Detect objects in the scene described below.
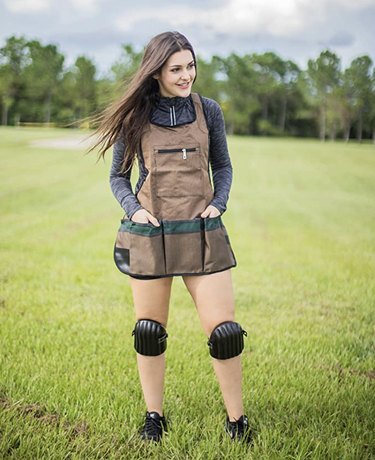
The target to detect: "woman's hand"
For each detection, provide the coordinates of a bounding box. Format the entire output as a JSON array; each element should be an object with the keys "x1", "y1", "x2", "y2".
[
  {"x1": 131, "y1": 209, "x2": 160, "y2": 226},
  {"x1": 200, "y1": 205, "x2": 221, "y2": 218}
]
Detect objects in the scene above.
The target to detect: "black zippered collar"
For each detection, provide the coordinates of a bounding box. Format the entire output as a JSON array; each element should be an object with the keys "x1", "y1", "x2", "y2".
[{"x1": 150, "y1": 93, "x2": 196, "y2": 128}]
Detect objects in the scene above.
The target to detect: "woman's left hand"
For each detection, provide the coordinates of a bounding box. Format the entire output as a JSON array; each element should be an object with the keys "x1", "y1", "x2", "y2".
[{"x1": 201, "y1": 205, "x2": 221, "y2": 218}]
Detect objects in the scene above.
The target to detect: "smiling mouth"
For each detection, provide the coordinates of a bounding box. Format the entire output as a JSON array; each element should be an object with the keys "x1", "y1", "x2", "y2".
[{"x1": 177, "y1": 82, "x2": 190, "y2": 87}]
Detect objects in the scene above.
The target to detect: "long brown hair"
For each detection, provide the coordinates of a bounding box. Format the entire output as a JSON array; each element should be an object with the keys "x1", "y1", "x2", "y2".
[{"x1": 88, "y1": 31, "x2": 197, "y2": 173}]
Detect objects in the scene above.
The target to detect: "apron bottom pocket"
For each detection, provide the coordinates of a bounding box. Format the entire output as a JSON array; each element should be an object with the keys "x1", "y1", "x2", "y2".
[
  {"x1": 203, "y1": 216, "x2": 237, "y2": 272},
  {"x1": 163, "y1": 218, "x2": 203, "y2": 274},
  {"x1": 114, "y1": 227, "x2": 131, "y2": 274},
  {"x1": 114, "y1": 219, "x2": 166, "y2": 276}
]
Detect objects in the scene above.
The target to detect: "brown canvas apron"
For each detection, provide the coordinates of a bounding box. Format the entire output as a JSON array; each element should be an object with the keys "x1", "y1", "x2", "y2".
[{"x1": 114, "y1": 93, "x2": 237, "y2": 278}]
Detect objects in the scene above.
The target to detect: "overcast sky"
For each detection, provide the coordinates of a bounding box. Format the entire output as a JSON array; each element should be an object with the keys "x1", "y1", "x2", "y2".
[{"x1": 1, "y1": 0, "x2": 374, "y2": 76}]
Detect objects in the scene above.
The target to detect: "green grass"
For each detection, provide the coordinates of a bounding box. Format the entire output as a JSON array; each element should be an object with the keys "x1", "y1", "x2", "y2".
[{"x1": 0, "y1": 127, "x2": 374, "y2": 459}]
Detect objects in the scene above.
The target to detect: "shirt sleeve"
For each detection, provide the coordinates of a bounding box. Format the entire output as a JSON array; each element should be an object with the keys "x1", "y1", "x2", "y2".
[
  {"x1": 206, "y1": 99, "x2": 233, "y2": 215},
  {"x1": 109, "y1": 136, "x2": 143, "y2": 219}
]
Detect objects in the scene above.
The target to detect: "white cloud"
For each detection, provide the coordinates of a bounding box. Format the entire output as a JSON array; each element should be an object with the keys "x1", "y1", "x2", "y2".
[
  {"x1": 3, "y1": 0, "x2": 104, "y2": 14},
  {"x1": 4, "y1": 0, "x2": 51, "y2": 13},
  {"x1": 114, "y1": 5, "x2": 194, "y2": 32},
  {"x1": 114, "y1": 0, "x2": 375, "y2": 40},
  {"x1": 68, "y1": 0, "x2": 103, "y2": 13},
  {"x1": 199, "y1": 0, "x2": 311, "y2": 36},
  {"x1": 331, "y1": 0, "x2": 375, "y2": 8},
  {"x1": 113, "y1": 0, "x2": 320, "y2": 39}
]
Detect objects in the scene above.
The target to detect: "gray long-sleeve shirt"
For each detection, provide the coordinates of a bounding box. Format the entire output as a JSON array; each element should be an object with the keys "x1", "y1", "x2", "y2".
[{"x1": 110, "y1": 93, "x2": 233, "y2": 219}]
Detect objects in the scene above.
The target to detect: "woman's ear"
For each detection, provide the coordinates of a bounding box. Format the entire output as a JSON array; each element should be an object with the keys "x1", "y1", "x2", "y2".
[{"x1": 152, "y1": 73, "x2": 160, "y2": 80}]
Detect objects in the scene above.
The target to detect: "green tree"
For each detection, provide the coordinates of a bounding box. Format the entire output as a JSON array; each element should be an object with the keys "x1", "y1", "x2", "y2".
[
  {"x1": 95, "y1": 77, "x2": 116, "y2": 113},
  {"x1": 73, "y1": 56, "x2": 97, "y2": 121},
  {"x1": 250, "y1": 52, "x2": 285, "y2": 134},
  {"x1": 55, "y1": 69, "x2": 76, "y2": 124},
  {"x1": 218, "y1": 53, "x2": 260, "y2": 134},
  {"x1": 277, "y1": 60, "x2": 301, "y2": 134},
  {"x1": 0, "y1": 65, "x2": 13, "y2": 125},
  {"x1": 305, "y1": 50, "x2": 342, "y2": 141},
  {"x1": 111, "y1": 44, "x2": 143, "y2": 80},
  {"x1": 23, "y1": 40, "x2": 64, "y2": 123},
  {"x1": 0, "y1": 36, "x2": 28, "y2": 125},
  {"x1": 192, "y1": 55, "x2": 222, "y2": 102},
  {"x1": 344, "y1": 56, "x2": 373, "y2": 142},
  {"x1": 370, "y1": 68, "x2": 375, "y2": 143},
  {"x1": 55, "y1": 56, "x2": 98, "y2": 125}
]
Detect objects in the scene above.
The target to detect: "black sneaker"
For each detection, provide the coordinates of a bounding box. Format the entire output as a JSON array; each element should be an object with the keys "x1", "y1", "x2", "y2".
[
  {"x1": 225, "y1": 414, "x2": 253, "y2": 444},
  {"x1": 139, "y1": 411, "x2": 167, "y2": 442}
]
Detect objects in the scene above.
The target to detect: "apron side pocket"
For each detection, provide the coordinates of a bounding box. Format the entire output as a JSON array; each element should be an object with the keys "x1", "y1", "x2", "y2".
[
  {"x1": 203, "y1": 216, "x2": 237, "y2": 272},
  {"x1": 114, "y1": 219, "x2": 132, "y2": 274}
]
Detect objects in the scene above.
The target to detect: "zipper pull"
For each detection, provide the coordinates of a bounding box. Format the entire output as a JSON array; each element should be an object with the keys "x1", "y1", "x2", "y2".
[{"x1": 182, "y1": 148, "x2": 187, "y2": 160}]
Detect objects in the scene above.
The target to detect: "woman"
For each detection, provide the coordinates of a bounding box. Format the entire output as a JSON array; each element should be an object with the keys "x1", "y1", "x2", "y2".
[{"x1": 91, "y1": 31, "x2": 252, "y2": 444}]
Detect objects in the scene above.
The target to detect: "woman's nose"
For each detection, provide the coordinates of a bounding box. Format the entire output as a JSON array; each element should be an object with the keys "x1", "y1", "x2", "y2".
[{"x1": 181, "y1": 69, "x2": 190, "y2": 80}]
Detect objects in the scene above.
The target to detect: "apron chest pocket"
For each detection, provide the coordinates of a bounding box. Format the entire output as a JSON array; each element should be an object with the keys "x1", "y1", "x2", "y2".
[{"x1": 153, "y1": 145, "x2": 204, "y2": 198}]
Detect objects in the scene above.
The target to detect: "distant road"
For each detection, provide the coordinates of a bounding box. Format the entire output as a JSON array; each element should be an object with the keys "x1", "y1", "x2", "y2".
[{"x1": 30, "y1": 134, "x2": 98, "y2": 150}]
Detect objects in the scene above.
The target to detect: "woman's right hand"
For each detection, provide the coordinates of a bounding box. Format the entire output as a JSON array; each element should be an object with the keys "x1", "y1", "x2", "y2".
[{"x1": 131, "y1": 209, "x2": 160, "y2": 227}]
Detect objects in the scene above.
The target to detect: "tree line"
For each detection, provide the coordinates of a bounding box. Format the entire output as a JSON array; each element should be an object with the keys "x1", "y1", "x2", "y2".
[{"x1": 1, "y1": 35, "x2": 374, "y2": 141}]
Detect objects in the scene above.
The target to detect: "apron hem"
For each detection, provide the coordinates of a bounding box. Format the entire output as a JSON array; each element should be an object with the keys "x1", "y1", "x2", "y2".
[{"x1": 124, "y1": 262, "x2": 237, "y2": 280}]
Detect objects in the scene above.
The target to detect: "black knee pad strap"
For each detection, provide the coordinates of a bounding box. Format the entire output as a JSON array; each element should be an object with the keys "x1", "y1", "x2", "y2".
[
  {"x1": 207, "y1": 321, "x2": 247, "y2": 359},
  {"x1": 132, "y1": 319, "x2": 168, "y2": 356}
]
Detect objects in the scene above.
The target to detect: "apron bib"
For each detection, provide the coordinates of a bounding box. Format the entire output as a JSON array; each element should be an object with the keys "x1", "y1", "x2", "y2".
[{"x1": 114, "y1": 93, "x2": 236, "y2": 278}]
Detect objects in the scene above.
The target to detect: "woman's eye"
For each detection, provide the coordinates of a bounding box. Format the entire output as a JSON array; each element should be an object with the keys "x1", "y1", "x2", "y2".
[{"x1": 171, "y1": 64, "x2": 195, "y2": 73}]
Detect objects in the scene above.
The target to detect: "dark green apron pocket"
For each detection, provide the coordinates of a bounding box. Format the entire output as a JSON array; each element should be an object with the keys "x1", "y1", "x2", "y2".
[
  {"x1": 163, "y1": 218, "x2": 203, "y2": 274},
  {"x1": 203, "y1": 216, "x2": 237, "y2": 272}
]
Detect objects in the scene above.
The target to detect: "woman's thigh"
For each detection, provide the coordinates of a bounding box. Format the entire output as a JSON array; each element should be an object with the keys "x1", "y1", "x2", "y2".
[
  {"x1": 182, "y1": 269, "x2": 235, "y2": 336},
  {"x1": 129, "y1": 276, "x2": 174, "y2": 327}
]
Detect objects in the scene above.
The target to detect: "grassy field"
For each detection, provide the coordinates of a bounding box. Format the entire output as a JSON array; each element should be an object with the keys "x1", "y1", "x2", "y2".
[{"x1": 0, "y1": 127, "x2": 374, "y2": 459}]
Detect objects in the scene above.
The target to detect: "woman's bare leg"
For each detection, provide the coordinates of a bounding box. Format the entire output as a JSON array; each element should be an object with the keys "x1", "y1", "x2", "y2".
[
  {"x1": 182, "y1": 269, "x2": 244, "y2": 421},
  {"x1": 129, "y1": 276, "x2": 174, "y2": 416}
]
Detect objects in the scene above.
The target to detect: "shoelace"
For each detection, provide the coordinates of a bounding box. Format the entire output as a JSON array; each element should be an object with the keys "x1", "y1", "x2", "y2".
[
  {"x1": 227, "y1": 416, "x2": 248, "y2": 439},
  {"x1": 143, "y1": 415, "x2": 163, "y2": 438}
]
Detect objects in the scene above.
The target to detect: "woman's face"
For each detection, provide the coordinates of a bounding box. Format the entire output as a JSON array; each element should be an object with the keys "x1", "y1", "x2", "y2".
[{"x1": 154, "y1": 49, "x2": 196, "y2": 98}]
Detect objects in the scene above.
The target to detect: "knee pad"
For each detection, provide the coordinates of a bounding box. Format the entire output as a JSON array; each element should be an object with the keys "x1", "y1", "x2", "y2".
[
  {"x1": 207, "y1": 321, "x2": 247, "y2": 359},
  {"x1": 132, "y1": 319, "x2": 168, "y2": 356}
]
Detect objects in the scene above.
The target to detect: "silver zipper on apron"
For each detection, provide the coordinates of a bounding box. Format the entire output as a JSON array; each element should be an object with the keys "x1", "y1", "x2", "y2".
[{"x1": 156, "y1": 147, "x2": 198, "y2": 160}]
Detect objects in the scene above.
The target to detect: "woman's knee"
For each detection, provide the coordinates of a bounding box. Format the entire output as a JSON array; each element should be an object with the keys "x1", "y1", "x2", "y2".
[
  {"x1": 202, "y1": 311, "x2": 235, "y2": 337},
  {"x1": 207, "y1": 321, "x2": 247, "y2": 359}
]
